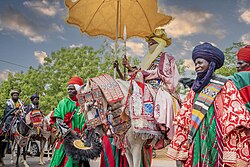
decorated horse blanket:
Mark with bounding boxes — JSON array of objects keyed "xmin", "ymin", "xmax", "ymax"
[
  {"xmin": 91, "ymin": 74, "xmax": 124, "ymax": 104},
  {"xmin": 78, "ymin": 74, "xmax": 125, "ymax": 129},
  {"xmin": 129, "ymin": 80, "xmax": 162, "ymax": 139},
  {"xmin": 25, "ymin": 109, "xmax": 44, "ymax": 128},
  {"xmin": 111, "ymin": 108, "xmax": 131, "ymax": 149}
]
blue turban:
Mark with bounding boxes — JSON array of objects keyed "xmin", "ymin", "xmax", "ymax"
[
  {"xmin": 30, "ymin": 94, "xmax": 39, "ymax": 101},
  {"xmin": 191, "ymin": 42, "xmax": 225, "ymax": 92},
  {"xmin": 192, "ymin": 42, "xmax": 224, "ymax": 69}
]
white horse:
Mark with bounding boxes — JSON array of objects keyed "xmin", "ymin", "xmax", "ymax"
[
  {"xmin": 43, "ymin": 111, "xmax": 57, "ymax": 161},
  {"xmin": 80, "ymin": 77, "xmax": 177, "ymax": 167},
  {"xmin": 81, "ymin": 79, "xmax": 145, "ymax": 167}
]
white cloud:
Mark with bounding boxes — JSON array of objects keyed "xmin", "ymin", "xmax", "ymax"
[
  {"xmin": 126, "ymin": 41, "xmax": 146, "ymax": 57},
  {"xmin": 240, "ymin": 33, "xmax": 250, "ymax": 44},
  {"xmin": 0, "ymin": 7, "xmax": 45, "ymax": 42},
  {"xmin": 34, "ymin": 51, "xmax": 48, "ymax": 64},
  {"xmin": 159, "ymin": 6, "xmax": 226, "ymax": 39},
  {"xmin": 239, "ymin": 9, "xmax": 250, "ymax": 24},
  {"xmin": 69, "ymin": 44, "xmax": 84, "ymax": 48},
  {"xmin": 0, "ymin": 70, "xmax": 13, "ymax": 82},
  {"xmin": 182, "ymin": 40, "xmax": 194, "ymax": 51},
  {"xmin": 199, "ymin": 41, "xmax": 217, "ymax": 47},
  {"xmin": 168, "ymin": 40, "xmax": 194, "ymax": 60},
  {"xmin": 169, "ymin": 40, "xmax": 219, "ymax": 61},
  {"xmin": 59, "ymin": 35, "xmax": 67, "ymax": 41},
  {"xmin": 23, "ymin": 0, "xmax": 62, "ymax": 17},
  {"xmin": 51, "ymin": 23, "xmax": 64, "ymax": 33},
  {"xmin": 183, "ymin": 59, "xmax": 195, "ymax": 70}
]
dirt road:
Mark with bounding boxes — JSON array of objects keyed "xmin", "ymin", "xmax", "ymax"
[{"xmin": 3, "ymin": 149, "xmax": 176, "ymax": 167}]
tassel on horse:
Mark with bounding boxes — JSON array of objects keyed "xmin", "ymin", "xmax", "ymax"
[{"xmin": 120, "ymin": 106, "xmax": 129, "ymax": 122}]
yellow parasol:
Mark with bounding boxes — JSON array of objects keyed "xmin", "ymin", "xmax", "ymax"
[{"xmin": 65, "ymin": 0, "xmax": 172, "ymax": 77}]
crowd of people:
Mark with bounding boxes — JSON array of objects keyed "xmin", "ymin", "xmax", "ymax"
[{"xmin": 0, "ymin": 29, "xmax": 249, "ymax": 167}]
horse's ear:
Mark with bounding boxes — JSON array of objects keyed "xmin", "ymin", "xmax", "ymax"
[
  {"xmin": 77, "ymin": 85, "xmax": 85, "ymax": 94},
  {"xmin": 84, "ymin": 79, "xmax": 91, "ymax": 91}
]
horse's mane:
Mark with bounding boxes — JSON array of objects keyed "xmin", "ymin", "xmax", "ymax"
[{"xmin": 16, "ymin": 115, "xmax": 30, "ymax": 137}]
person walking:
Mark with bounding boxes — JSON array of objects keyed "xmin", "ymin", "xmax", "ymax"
[{"xmin": 49, "ymin": 76, "xmax": 90, "ymax": 167}]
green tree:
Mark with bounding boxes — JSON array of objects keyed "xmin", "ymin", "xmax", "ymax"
[
  {"xmin": 176, "ymin": 59, "xmax": 189, "ymax": 76},
  {"xmin": 216, "ymin": 42, "xmax": 246, "ymax": 76},
  {"xmin": 0, "ymin": 45, "xmax": 120, "ymax": 116}
]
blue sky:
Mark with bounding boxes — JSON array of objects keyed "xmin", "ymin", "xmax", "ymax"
[{"xmin": 0, "ymin": 0, "xmax": 250, "ymax": 81}]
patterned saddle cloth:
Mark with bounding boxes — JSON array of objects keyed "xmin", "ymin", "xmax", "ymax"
[
  {"xmin": 77, "ymin": 74, "xmax": 125, "ymax": 129},
  {"xmin": 29, "ymin": 109, "xmax": 44, "ymax": 128},
  {"xmin": 90, "ymin": 74, "xmax": 124, "ymax": 104}
]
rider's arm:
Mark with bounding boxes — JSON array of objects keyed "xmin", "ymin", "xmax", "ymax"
[
  {"xmin": 114, "ymin": 60, "xmax": 124, "ymax": 80},
  {"xmin": 122, "ymin": 57, "xmax": 135, "ymax": 72},
  {"xmin": 4, "ymin": 101, "xmax": 16, "ymax": 116}
]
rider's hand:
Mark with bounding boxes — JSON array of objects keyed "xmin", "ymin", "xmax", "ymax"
[
  {"xmin": 70, "ymin": 129, "xmax": 78, "ymax": 136},
  {"xmin": 122, "ymin": 57, "xmax": 129, "ymax": 68},
  {"xmin": 14, "ymin": 109, "xmax": 20, "ymax": 115},
  {"xmin": 113, "ymin": 60, "xmax": 119, "ymax": 69}
]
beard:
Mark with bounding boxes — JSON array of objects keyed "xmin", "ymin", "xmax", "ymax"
[{"xmin": 33, "ymin": 101, "xmax": 39, "ymax": 105}]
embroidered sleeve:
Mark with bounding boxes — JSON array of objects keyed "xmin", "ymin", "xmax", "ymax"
[
  {"xmin": 142, "ymin": 68, "xmax": 159, "ymax": 80},
  {"xmin": 174, "ymin": 90, "xmax": 194, "ymax": 128},
  {"xmin": 167, "ymin": 90, "xmax": 195, "ymax": 161},
  {"xmin": 217, "ymin": 80, "xmax": 250, "ymax": 136},
  {"xmin": 215, "ymin": 80, "xmax": 250, "ymax": 166}
]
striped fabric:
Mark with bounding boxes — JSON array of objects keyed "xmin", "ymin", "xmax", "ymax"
[
  {"xmin": 188, "ymin": 75, "xmax": 227, "ymax": 144},
  {"xmin": 100, "ymin": 136, "xmax": 128, "ymax": 167},
  {"xmin": 30, "ymin": 109, "xmax": 43, "ymax": 128},
  {"xmin": 191, "ymin": 104, "xmax": 219, "ymax": 166},
  {"xmin": 215, "ymin": 110, "xmax": 223, "ymax": 167},
  {"xmin": 147, "ymin": 54, "xmax": 161, "ymax": 70},
  {"xmin": 100, "ymin": 136, "xmax": 152, "ymax": 167}
]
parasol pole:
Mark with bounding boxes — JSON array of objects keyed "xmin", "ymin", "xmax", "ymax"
[
  {"xmin": 114, "ymin": 0, "xmax": 120, "ymax": 79},
  {"xmin": 123, "ymin": 25, "xmax": 127, "ymax": 80}
]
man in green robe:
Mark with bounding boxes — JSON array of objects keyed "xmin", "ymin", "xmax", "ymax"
[
  {"xmin": 228, "ymin": 45, "xmax": 250, "ymax": 111},
  {"xmin": 50, "ymin": 76, "xmax": 89, "ymax": 167}
]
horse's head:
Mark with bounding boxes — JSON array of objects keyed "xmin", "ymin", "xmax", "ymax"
[
  {"xmin": 77, "ymin": 76, "xmax": 130, "ymax": 138},
  {"xmin": 13, "ymin": 111, "xmax": 31, "ymax": 138},
  {"xmin": 77, "ymin": 80, "xmax": 109, "ymax": 126}
]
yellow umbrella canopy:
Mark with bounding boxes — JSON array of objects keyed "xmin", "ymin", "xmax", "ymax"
[{"xmin": 65, "ymin": 0, "xmax": 172, "ymax": 40}]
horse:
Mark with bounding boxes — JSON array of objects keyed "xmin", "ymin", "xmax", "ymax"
[
  {"xmin": 0, "ymin": 135, "xmax": 7, "ymax": 167},
  {"xmin": 65, "ymin": 74, "xmax": 180, "ymax": 167},
  {"xmin": 25, "ymin": 109, "xmax": 50, "ymax": 165},
  {"xmin": 8, "ymin": 113, "xmax": 31, "ymax": 167},
  {"xmin": 43, "ymin": 111, "xmax": 58, "ymax": 161}
]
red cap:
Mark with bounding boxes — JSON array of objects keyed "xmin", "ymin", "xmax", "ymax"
[
  {"xmin": 68, "ymin": 76, "xmax": 84, "ymax": 86},
  {"xmin": 237, "ymin": 45, "xmax": 250, "ymax": 62}
]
